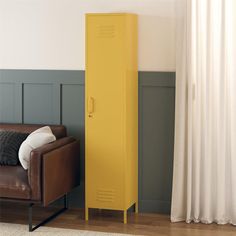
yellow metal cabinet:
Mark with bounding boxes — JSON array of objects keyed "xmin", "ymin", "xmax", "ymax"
[{"xmin": 85, "ymin": 13, "xmax": 138, "ymax": 224}]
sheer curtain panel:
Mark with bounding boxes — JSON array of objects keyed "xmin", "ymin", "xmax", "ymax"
[{"xmin": 171, "ymin": 0, "xmax": 236, "ymax": 225}]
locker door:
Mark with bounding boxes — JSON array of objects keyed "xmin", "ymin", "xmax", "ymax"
[{"xmin": 85, "ymin": 15, "xmax": 126, "ymax": 209}]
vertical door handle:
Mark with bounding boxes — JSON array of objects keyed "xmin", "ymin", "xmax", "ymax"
[{"xmin": 88, "ymin": 96, "xmax": 94, "ymax": 117}]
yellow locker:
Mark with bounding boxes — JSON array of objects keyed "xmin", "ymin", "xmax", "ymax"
[{"xmin": 85, "ymin": 13, "xmax": 138, "ymax": 224}]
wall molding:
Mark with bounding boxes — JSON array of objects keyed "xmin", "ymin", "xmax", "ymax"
[
  {"xmin": 139, "ymin": 71, "xmax": 175, "ymax": 214},
  {"xmin": 0, "ymin": 69, "xmax": 175, "ymax": 213}
]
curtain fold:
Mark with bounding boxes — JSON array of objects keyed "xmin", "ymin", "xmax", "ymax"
[{"xmin": 171, "ymin": 0, "xmax": 236, "ymax": 225}]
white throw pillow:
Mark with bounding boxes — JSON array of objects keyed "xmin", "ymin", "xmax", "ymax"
[{"xmin": 19, "ymin": 126, "xmax": 56, "ymax": 170}]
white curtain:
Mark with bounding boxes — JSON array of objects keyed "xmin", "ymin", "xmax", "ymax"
[{"xmin": 171, "ymin": 0, "xmax": 236, "ymax": 225}]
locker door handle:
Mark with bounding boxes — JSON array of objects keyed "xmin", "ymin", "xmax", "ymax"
[{"xmin": 88, "ymin": 96, "xmax": 94, "ymax": 117}]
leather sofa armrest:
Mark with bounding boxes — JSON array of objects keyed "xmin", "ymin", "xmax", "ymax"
[{"xmin": 28, "ymin": 137, "xmax": 80, "ymax": 204}]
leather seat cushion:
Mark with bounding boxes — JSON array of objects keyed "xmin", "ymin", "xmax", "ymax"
[{"xmin": 0, "ymin": 165, "xmax": 31, "ymax": 199}]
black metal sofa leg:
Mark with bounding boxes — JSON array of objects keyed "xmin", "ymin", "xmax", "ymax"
[{"xmin": 29, "ymin": 194, "xmax": 68, "ymax": 232}]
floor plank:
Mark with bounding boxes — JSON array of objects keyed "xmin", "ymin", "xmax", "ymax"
[{"xmin": 0, "ymin": 202, "xmax": 235, "ymax": 236}]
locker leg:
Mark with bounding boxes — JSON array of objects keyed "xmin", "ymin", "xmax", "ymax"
[
  {"xmin": 135, "ymin": 202, "xmax": 138, "ymax": 214},
  {"xmin": 123, "ymin": 210, "xmax": 127, "ymax": 224},
  {"xmin": 85, "ymin": 207, "xmax": 89, "ymax": 221}
]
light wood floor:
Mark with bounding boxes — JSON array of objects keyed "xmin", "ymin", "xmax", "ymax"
[{"xmin": 0, "ymin": 202, "xmax": 235, "ymax": 236}]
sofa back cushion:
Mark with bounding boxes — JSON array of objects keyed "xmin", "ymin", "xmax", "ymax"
[
  {"xmin": 0, "ymin": 124, "xmax": 66, "ymax": 139},
  {"xmin": 0, "ymin": 131, "xmax": 28, "ymax": 165}
]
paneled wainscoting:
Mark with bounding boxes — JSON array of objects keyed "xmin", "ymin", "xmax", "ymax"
[{"xmin": 0, "ymin": 70, "xmax": 175, "ymax": 213}]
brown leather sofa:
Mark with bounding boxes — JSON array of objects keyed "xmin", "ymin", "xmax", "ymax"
[{"xmin": 0, "ymin": 124, "xmax": 80, "ymax": 231}]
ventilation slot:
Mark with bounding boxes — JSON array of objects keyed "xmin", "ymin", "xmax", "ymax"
[
  {"xmin": 96, "ymin": 189, "xmax": 115, "ymax": 202},
  {"xmin": 97, "ymin": 25, "xmax": 116, "ymax": 38}
]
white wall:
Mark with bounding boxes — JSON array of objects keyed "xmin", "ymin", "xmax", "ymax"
[
  {"xmin": 0, "ymin": 0, "xmax": 176, "ymax": 71},
  {"xmin": 233, "ymin": 0, "xmax": 236, "ymax": 77}
]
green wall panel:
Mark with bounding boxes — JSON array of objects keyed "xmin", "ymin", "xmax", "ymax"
[
  {"xmin": 139, "ymin": 72, "xmax": 175, "ymax": 213},
  {"xmin": 0, "ymin": 69, "xmax": 175, "ymax": 213},
  {"xmin": 23, "ymin": 83, "xmax": 55, "ymax": 124},
  {"xmin": 61, "ymin": 84, "xmax": 85, "ymax": 207}
]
